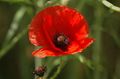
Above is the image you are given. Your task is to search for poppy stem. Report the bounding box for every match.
[74,54,95,70]
[50,57,65,79]
[36,77,43,79]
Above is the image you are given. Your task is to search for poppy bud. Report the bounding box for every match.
[33,66,47,77]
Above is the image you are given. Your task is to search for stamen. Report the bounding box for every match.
[53,33,70,51]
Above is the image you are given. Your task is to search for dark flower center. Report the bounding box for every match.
[53,33,70,51]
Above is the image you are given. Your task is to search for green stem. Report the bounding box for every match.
[0,0,34,7]
[92,2,104,79]
[75,54,95,70]
[2,6,27,47]
[37,77,44,79]
[0,26,28,59]
[101,0,120,12]
[50,58,65,79]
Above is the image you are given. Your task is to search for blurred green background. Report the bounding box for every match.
[0,0,120,79]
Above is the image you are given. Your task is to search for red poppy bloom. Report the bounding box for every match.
[29,6,94,58]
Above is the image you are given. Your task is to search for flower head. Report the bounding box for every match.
[29,6,94,58]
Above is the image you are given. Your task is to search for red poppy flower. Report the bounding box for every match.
[29,6,94,58]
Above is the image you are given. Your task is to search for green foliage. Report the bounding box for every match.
[0,0,120,79]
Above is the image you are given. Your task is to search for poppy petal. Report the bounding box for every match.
[32,48,64,58]
[70,15,89,40]
[32,48,55,58]
[29,14,47,46]
[79,38,94,51]
[66,38,94,54]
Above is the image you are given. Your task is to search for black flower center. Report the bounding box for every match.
[53,33,70,51]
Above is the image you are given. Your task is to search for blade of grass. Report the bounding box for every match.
[0,0,33,7]
[101,0,120,12]
[2,6,27,47]
[0,26,28,59]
